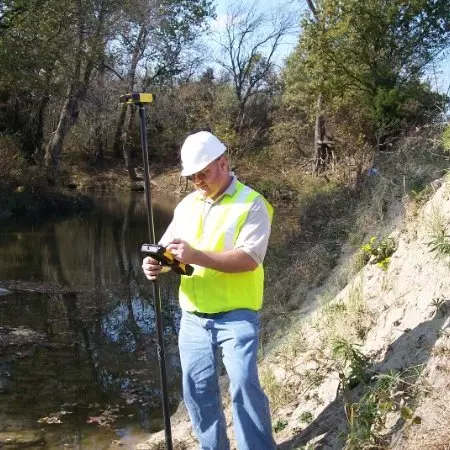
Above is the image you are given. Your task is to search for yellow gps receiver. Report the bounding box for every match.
[141,244,194,276]
[119,93,154,104]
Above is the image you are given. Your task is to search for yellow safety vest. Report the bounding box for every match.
[178,180,273,313]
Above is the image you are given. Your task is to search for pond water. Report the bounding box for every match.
[0,192,182,448]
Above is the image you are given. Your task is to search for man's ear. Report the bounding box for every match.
[219,154,229,171]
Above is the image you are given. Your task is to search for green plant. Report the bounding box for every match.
[299,411,314,424]
[261,369,297,412]
[442,124,450,153]
[410,184,434,205]
[342,367,424,449]
[332,338,370,392]
[273,419,288,433]
[424,202,450,259]
[361,236,397,270]
[302,368,326,388]
[427,230,450,257]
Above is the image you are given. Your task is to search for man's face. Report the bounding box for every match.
[187,155,229,199]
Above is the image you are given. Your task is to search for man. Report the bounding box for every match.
[142,131,276,450]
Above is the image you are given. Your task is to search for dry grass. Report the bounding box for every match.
[316,277,374,349]
[255,128,450,448]
[259,126,449,340]
[0,136,45,186]
[260,367,300,412]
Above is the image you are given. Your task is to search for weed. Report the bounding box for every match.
[431,296,448,316]
[320,279,372,346]
[294,444,319,450]
[261,368,298,412]
[432,344,450,357]
[361,236,397,271]
[332,338,370,392]
[302,369,326,389]
[299,411,314,423]
[347,281,371,340]
[425,203,450,259]
[427,231,450,257]
[342,367,425,450]
[410,184,434,206]
[437,327,450,339]
[442,124,450,153]
[273,419,288,433]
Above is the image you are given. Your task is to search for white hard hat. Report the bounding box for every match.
[180,131,226,176]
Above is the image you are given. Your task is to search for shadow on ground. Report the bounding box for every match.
[278,303,450,449]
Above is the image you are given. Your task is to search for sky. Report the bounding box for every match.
[207,0,302,68]
[432,56,450,97]
[209,0,450,98]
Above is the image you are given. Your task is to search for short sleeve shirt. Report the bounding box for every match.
[159,176,271,265]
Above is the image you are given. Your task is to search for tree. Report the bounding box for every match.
[111,0,215,180]
[306,0,334,174]
[0,0,68,160]
[214,1,295,136]
[1,0,215,182]
[44,0,122,184]
[285,0,450,151]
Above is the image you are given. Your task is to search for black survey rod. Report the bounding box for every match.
[138,103,173,450]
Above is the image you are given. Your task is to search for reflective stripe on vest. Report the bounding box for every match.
[178,180,273,313]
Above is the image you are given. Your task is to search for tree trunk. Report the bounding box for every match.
[122,106,138,181]
[32,91,50,163]
[113,105,128,158]
[44,0,106,184]
[313,94,335,174]
[313,94,326,174]
[305,0,335,175]
[113,26,146,160]
[44,84,81,184]
[94,122,104,168]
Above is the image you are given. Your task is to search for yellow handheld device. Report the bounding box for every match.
[141,243,194,276]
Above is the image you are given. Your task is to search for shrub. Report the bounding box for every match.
[442,125,450,153]
[361,236,396,271]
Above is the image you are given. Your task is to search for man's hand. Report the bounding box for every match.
[167,238,257,273]
[142,256,162,280]
[166,239,198,264]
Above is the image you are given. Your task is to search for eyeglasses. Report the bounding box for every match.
[186,156,223,181]
[186,168,210,182]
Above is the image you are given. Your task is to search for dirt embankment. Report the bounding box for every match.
[134,178,450,449]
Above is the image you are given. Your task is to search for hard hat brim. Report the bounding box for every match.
[181,162,208,177]
[181,150,226,177]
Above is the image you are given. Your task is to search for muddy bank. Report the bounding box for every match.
[0,430,45,448]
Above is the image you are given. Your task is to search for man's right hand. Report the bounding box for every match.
[142,256,162,280]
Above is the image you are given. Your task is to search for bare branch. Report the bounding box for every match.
[305,0,319,22]
[213,1,296,128]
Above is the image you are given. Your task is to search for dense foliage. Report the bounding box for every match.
[0,0,449,184]
[283,0,450,149]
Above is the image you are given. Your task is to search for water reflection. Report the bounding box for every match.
[0,191,181,448]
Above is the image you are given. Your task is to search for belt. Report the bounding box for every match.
[187,310,225,319]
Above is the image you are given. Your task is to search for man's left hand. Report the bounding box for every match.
[167,239,198,264]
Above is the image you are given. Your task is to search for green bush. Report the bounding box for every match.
[442,125,450,153]
[427,231,450,258]
[361,236,396,271]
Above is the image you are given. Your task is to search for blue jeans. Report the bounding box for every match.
[178,309,276,450]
